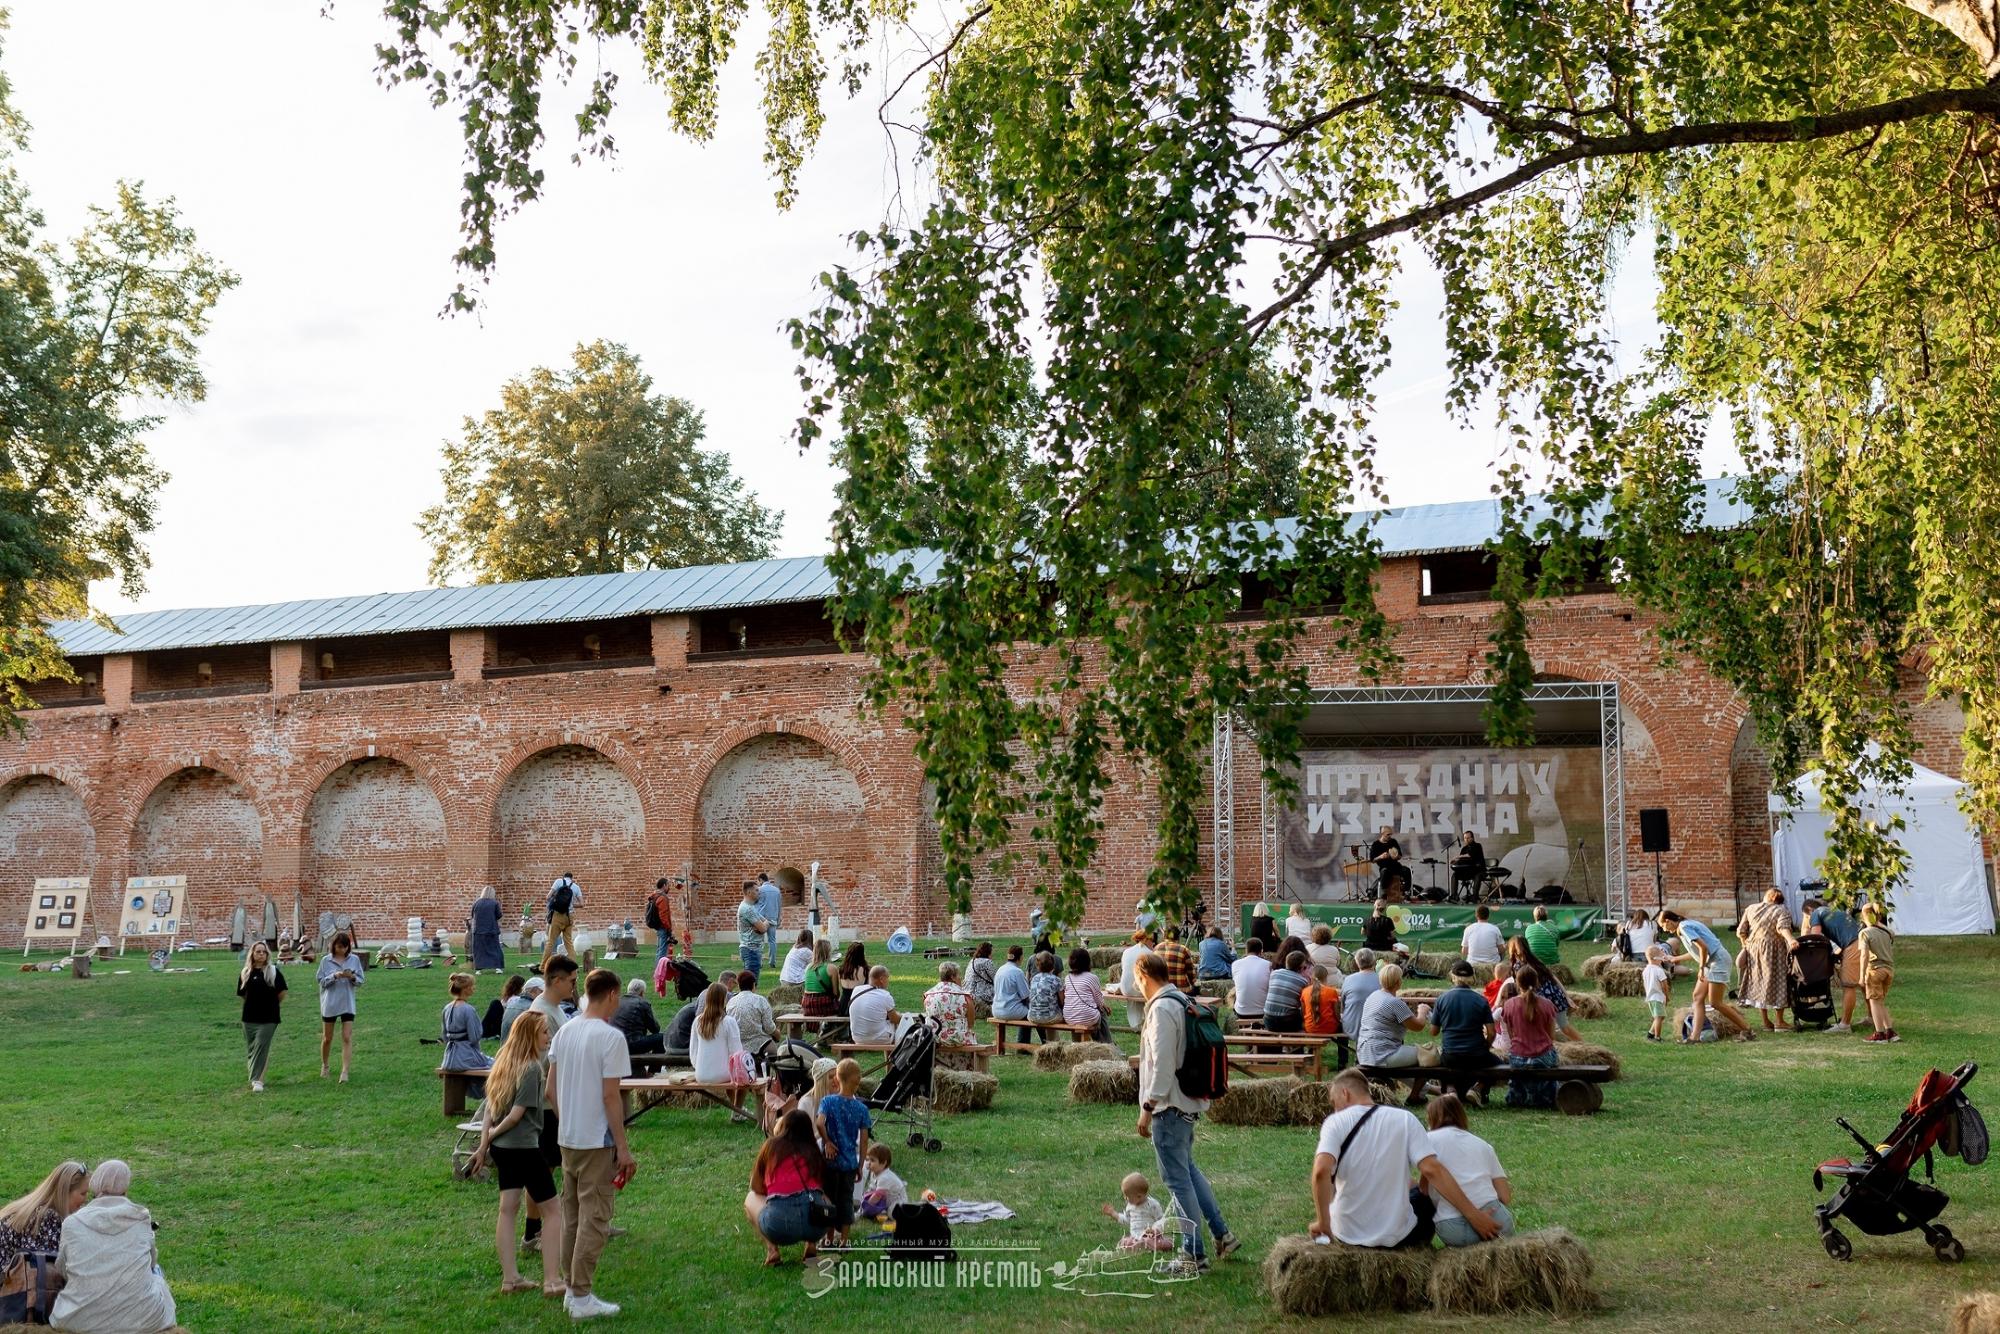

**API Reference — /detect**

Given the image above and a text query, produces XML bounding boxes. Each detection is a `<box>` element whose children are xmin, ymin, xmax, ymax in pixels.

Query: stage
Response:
<box><xmin>1243</xmin><ymin>900</ymin><xmax>1604</xmax><ymax>948</ymax></box>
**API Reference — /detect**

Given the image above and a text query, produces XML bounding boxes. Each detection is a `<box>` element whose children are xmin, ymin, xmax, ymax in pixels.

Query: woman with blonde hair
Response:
<box><xmin>440</xmin><ymin>973</ymin><xmax>493</xmax><ymax>1079</ymax></box>
<box><xmin>1735</xmin><ymin>887</ymin><xmax>1801</xmax><ymax>1031</ymax></box>
<box><xmin>469</xmin><ymin>1012</ymin><xmax>565</xmax><ymax>1295</ymax></box>
<box><xmin>1</xmin><ymin>1160</ymin><xmax>87</xmax><ymax>1281</ymax></box>
<box><xmin>49</xmin><ymin>1160</ymin><xmax>175</xmax><ymax>1332</ymax></box>
<box><xmin>236</xmin><ymin>941</ymin><xmax>287</xmax><ymax>1092</ymax></box>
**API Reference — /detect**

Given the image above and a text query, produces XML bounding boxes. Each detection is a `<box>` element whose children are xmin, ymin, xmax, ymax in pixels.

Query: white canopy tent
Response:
<box><xmin>1768</xmin><ymin>758</ymin><xmax>1994</xmax><ymax>935</ymax></box>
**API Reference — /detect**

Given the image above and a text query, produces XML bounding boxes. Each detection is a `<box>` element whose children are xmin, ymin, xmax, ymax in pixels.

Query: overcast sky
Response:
<box><xmin>12</xmin><ymin>1</ymin><xmax>1682</xmax><ymax>618</ymax></box>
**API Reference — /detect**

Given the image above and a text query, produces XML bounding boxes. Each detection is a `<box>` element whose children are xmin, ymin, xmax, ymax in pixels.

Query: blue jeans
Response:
<box><xmin>1507</xmin><ymin>1049</ymin><xmax>1558</xmax><ymax>1107</ymax></box>
<box><xmin>656</xmin><ymin>929</ymin><xmax>672</xmax><ymax>964</ymax></box>
<box><xmin>759</xmin><ymin>1191</ymin><xmax>827</xmax><ymax>1247</ymax></box>
<box><xmin>1151</xmin><ymin>1109</ymin><xmax>1229</xmax><ymax>1259</ymax></box>
<box><xmin>740</xmin><ymin>946</ymin><xmax>763</xmax><ymax>981</ymax></box>
<box><xmin>1436</xmin><ymin>1201</ymin><xmax>1516</xmax><ymax>1247</ymax></box>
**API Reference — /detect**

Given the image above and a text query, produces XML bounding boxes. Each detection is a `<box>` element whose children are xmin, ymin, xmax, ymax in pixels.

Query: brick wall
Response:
<box><xmin>0</xmin><ymin>582</ymin><xmax>1981</xmax><ymax>948</ymax></box>
<box><xmin>139</xmin><ymin>644</ymin><xmax>270</xmax><ymax>694</ymax></box>
<box><xmin>308</xmin><ymin>632</ymin><xmax>453</xmax><ymax>682</ymax></box>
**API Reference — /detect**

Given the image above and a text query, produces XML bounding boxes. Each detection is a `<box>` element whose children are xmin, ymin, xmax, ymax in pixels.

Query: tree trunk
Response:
<box><xmin>1899</xmin><ymin>0</ymin><xmax>2000</xmax><ymax>78</ymax></box>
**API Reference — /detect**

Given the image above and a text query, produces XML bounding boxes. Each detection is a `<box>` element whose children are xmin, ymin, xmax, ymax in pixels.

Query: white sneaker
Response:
<box><xmin>251</xmin><ymin>1081</ymin><xmax>264</xmax><ymax>1093</ymax></box>
<box><xmin>1826</xmin><ymin>1023</ymin><xmax>1851</xmax><ymax>1033</ymax></box>
<box><xmin>565</xmin><ymin>1293</ymin><xmax>620</xmax><ymax>1320</ymax></box>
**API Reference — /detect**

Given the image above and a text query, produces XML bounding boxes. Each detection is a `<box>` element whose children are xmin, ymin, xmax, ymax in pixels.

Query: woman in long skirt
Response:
<box><xmin>1735</xmin><ymin>888</ymin><xmax>1799</xmax><ymax>1031</ymax></box>
<box><xmin>468</xmin><ymin>885</ymin><xmax>506</xmax><ymax>972</ymax></box>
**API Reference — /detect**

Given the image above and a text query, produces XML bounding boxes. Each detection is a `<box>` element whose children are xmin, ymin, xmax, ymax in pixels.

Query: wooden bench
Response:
<box><xmin>1126</xmin><ymin>1051</ymin><xmax>1315</xmax><ymax>1080</ymax></box>
<box><xmin>1223</xmin><ymin>1032</ymin><xmax>1351</xmax><ymax>1079</ymax></box>
<box><xmin>629</xmin><ymin>1051</ymin><xmax>689</xmax><ymax>1076</ymax></box>
<box><xmin>436</xmin><ymin>1066</ymin><xmax>487</xmax><ymax>1117</ymax></box>
<box><xmin>987</xmin><ymin>1017</ymin><xmax>1099</xmax><ymax>1054</ymax></box>
<box><xmin>620</xmin><ymin>1074</ymin><xmax>772</xmax><ymax>1128</ymax></box>
<box><xmin>1358</xmin><ymin>1063</ymin><xmax>1614</xmax><ymax>1115</ymax></box>
<box><xmin>776</xmin><ymin>1013</ymin><xmax>851</xmax><ymax>1042</ymax></box>
<box><xmin>833</xmin><ymin>1040</ymin><xmax>996</xmax><ymax>1075</ymax></box>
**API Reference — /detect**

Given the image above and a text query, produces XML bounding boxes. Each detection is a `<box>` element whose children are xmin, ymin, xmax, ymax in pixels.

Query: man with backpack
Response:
<box><xmin>645</xmin><ymin>878</ymin><xmax>679</xmax><ymax>965</ymax></box>
<box><xmin>542</xmin><ymin>873</ymin><xmax>583</xmax><ymax>971</ymax></box>
<box><xmin>1135</xmin><ymin>952</ymin><xmax>1242</xmax><ymax>1274</ymax></box>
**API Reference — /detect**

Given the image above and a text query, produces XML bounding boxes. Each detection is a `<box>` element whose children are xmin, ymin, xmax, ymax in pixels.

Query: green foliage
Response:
<box><xmin>379</xmin><ymin>0</ymin><xmax>2000</xmax><ymax>916</ymax></box>
<box><xmin>417</xmin><ymin>340</ymin><xmax>779</xmax><ymax>584</ymax></box>
<box><xmin>0</xmin><ymin>20</ymin><xmax>235</xmax><ymax>726</ymax></box>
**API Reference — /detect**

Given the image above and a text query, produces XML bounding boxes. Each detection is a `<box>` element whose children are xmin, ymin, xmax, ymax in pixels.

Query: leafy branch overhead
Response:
<box><xmin>383</xmin><ymin>0</ymin><xmax>2000</xmax><ymax>916</ymax></box>
<box><xmin>419</xmin><ymin>340</ymin><xmax>779</xmax><ymax>585</ymax></box>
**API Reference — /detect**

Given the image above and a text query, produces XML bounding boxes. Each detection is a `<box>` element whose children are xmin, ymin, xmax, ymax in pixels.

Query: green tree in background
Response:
<box><xmin>377</xmin><ymin>0</ymin><xmax>2000</xmax><ymax>916</ymax></box>
<box><xmin>419</xmin><ymin>340</ymin><xmax>779</xmax><ymax>584</ymax></box>
<box><xmin>0</xmin><ymin>19</ymin><xmax>236</xmax><ymax>726</ymax></box>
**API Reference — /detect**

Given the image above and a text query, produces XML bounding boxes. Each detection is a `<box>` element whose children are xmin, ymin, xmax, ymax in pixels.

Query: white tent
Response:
<box><xmin>1768</xmin><ymin>758</ymin><xmax>1994</xmax><ymax>935</ymax></box>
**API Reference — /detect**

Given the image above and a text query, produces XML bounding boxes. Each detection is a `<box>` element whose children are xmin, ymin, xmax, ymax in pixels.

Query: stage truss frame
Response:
<box><xmin>1235</xmin><ymin>681</ymin><xmax>1628</xmax><ymax>919</ymax></box>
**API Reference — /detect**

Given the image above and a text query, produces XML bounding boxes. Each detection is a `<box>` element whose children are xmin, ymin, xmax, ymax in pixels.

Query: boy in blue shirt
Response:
<box><xmin>815</xmin><ymin>1058</ymin><xmax>873</xmax><ymax>1244</ymax></box>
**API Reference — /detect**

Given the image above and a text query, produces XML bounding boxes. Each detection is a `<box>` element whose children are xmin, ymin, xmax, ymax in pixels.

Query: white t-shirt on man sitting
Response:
<box><xmin>1460</xmin><ymin>920</ymin><xmax>1505</xmax><ymax>965</ymax></box>
<box><xmin>550</xmin><ymin>1015</ymin><xmax>632</xmax><ymax>1150</ymax></box>
<box><xmin>1424</xmin><ymin>1126</ymin><xmax>1504</xmax><ymax>1222</ymax></box>
<box><xmin>1316</xmin><ymin>1103</ymin><xmax>1433</xmax><ymax>1246</ymax></box>
<box><xmin>1231</xmin><ymin>954</ymin><xmax>1274</xmax><ymax>1016</ymax></box>
<box><xmin>848</xmin><ymin>985</ymin><xmax>899</xmax><ymax>1045</ymax></box>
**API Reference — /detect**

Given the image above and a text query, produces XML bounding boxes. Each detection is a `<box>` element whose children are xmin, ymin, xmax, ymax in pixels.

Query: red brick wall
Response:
<box><xmin>495</xmin><ymin>618</ymin><xmax>651</xmax><ymax>668</ymax></box>
<box><xmin>0</xmin><ymin>776</ymin><xmax>96</xmax><ymax>931</ymax></box>
<box><xmin>1</xmin><ymin>575</ymin><xmax>1979</xmax><ymax>948</ymax></box>
<box><xmin>494</xmin><ymin>745</ymin><xmax>648</xmax><ymax>930</ymax></box>
<box><xmin>305</xmin><ymin>757</ymin><xmax>448</xmax><ymax>939</ymax></box>
<box><xmin>131</xmin><ymin>767</ymin><xmax>263</xmax><ymax>940</ymax></box>
<box><xmin>309</xmin><ymin>633</ymin><xmax>453</xmax><ymax>681</ymax></box>
<box><xmin>139</xmin><ymin>644</ymin><xmax>269</xmax><ymax>693</ymax></box>
<box><xmin>693</xmin><ymin>732</ymin><xmax>870</xmax><ymax>932</ymax></box>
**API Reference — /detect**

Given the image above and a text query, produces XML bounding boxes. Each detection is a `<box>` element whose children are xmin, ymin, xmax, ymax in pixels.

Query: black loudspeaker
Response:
<box><xmin>1639</xmin><ymin>808</ymin><xmax>1671</xmax><ymax>854</ymax></box>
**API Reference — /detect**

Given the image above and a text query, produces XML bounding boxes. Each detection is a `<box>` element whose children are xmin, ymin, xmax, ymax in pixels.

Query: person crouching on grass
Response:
<box><xmin>814</xmin><ymin>1058</ymin><xmax>873</xmax><ymax>1247</ymax></box>
<box><xmin>1657</xmin><ymin>908</ymin><xmax>1753</xmax><ymax>1043</ymax></box>
<box><xmin>547</xmin><ymin>966</ymin><xmax>635</xmax><ymax>1321</ymax></box>
<box><xmin>470</xmin><ymin>1011</ymin><xmax>565</xmax><ymax>1297</ymax></box>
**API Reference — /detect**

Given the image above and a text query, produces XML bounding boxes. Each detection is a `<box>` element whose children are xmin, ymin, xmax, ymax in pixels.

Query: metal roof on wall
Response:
<box><xmin>48</xmin><ymin>477</ymin><xmax>1754</xmax><ymax>657</ymax></box>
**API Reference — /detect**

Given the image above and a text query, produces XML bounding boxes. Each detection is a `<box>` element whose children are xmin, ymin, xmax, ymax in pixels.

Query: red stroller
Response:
<box><xmin>1814</xmin><ymin>1061</ymin><xmax>1987</xmax><ymax>1262</ymax></box>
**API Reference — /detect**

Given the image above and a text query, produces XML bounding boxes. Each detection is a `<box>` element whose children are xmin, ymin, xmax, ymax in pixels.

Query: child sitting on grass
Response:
<box><xmin>1100</xmin><ymin>1172</ymin><xmax>1173</xmax><ymax>1251</ymax></box>
<box><xmin>814</xmin><ymin>1058</ymin><xmax>874</xmax><ymax>1245</ymax></box>
<box><xmin>856</xmin><ymin>1144</ymin><xmax>907</xmax><ymax>1222</ymax></box>
<box><xmin>1643</xmin><ymin>945</ymin><xmax>1672</xmax><ymax>1042</ymax></box>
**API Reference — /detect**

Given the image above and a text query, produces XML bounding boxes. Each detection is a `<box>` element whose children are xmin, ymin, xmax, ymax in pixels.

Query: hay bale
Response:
<box><xmin>1409</xmin><ymin>951</ymin><xmax>1457</xmax><ymax>977</ymax></box>
<box><xmin>1032</xmin><ymin>1039</ymin><xmax>1125</xmax><ymax>1071</ymax></box>
<box><xmin>1547</xmin><ymin>963</ymin><xmax>1575</xmax><ymax>986</ymax></box>
<box><xmin>970</xmin><ymin>996</ymin><xmax>992</xmax><ymax>1021</ymax></box>
<box><xmin>1402</xmin><ymin>988</ymin><xmax>1443</xmax><ymax>1005</ymax></box>
<box><xmin>1566</xmin><ymin>992</ymin><xmax>1609</xmax><ymax>1021</ymax></box>
<box><xmin>1951</xmin><ymin>1292</ymin><xmax>2000</xmax><ymax>1334</ymax></box>
<box><xmin>1089</xmin><ymin>946</ymin><xmax>1126</xmax><ymax>969</ymax></box>
<box><xmin>1426</xmin><ymin>1228</ymin><xmax>1597</xmax><ymax>1316</ymax></box>
<box><xmin>1068</xmin><ymin>1060</ymin><xmax>1138</xmax><ymax>1105</ymax></box>
<box><xmin>1287</xmin><ymin>1080</ymin><xmax>1335</xmax><ymax>1126</ymax></box>
<box><xmin>1580</xmin><ymin>953</ymin><xmax>1618</xmax><ymax>979</ymax></box>
<box><xmin>1554</xmin><ymin>1041</ymin><xmax>1621</xmax><ymax>1079</ymax></box>
<box><xmin>767</xmin><ymin>982</ymin><xmax>803</xmax><ymax>1011</ymax></box>
<box><xmin>1369</xmin><ymin>1080</ymin><xmax>1405</xmax><ymax>1106</ymax></box>
<box><xmin>1598</xmin><ymin>964</ymin><xmax>1646</xmax><ymax>998</ymax></box>
<box><xmin>1672</xmin><ymin>1004</ymin><xmax>1749</xmax><ymax>1040</ymax></box>
<box><xmin>1194</xmin><ymin>979</ymin><xmax>1232</xmax><ymax>999</ymax></box>
<box><xmin>1262</xmin><ymin>1234</ymin><xmax>1433</xmax><ymax>1316</ymax></box>
<box><xmin>1210</xmin><ymin>1076</ymin><xmax>1306</xmax><ymax>1126</ymax></box>
<box><xmin>933</xmin><ymin>1068</ymin><xmax>998</xmax><ymax>1114</ymax></box>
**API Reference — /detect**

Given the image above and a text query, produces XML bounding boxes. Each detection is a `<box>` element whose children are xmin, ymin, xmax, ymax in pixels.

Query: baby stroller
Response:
<box><xmin>1789</xmin><ymin>936</ymin><xmax>1837</xmax><ymax>1030</ymax></box>
<box><xmin>870</xmin><ymin>1017</ymin><xmax>943</xmax><ymax>1154</ymax></box>
<box><xmin>1814</xmin><ymin>1061</ymin><xmax>1986</xmax><ymax>1262</ymax></box>
<box><xmin>767</xmin><ymin>1038</ymin><xmax>823</xmax><ymax>1097</ymax></box>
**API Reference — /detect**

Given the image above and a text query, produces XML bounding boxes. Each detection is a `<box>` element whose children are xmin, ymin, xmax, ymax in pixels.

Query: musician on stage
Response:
<box><xmin>1449</xmin><ymin>830</ymin><xmax>1487</xmax><ymax>900</ymax></box>
<box><xmin>1367</xmin><ymin>825</ymin><xmax>1409</xmax><ymax>898</ymax></box>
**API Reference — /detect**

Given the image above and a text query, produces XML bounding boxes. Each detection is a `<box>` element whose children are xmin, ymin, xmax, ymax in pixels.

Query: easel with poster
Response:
<box><xmin>22</xmin><ymin>877</ymin><xmax>91</xmax><ymax>957</ymax></box>
<box><xmin>118</xmin><ymin>875</ymin><xmax>189</xmax><ymax>955</ymax></box>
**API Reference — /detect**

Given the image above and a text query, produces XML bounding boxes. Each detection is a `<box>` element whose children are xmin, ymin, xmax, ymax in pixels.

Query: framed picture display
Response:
<box><xmin>22</xmin><ymin>878</ymin><xmax>90</xmax><ymax>953</ymax></box>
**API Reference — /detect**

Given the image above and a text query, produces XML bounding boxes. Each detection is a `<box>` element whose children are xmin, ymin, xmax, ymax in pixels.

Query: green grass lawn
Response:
<box><xmin>4</xmin><ymin>933</ymin><xmax>1998</xmax><ymax>1332</ymax></box>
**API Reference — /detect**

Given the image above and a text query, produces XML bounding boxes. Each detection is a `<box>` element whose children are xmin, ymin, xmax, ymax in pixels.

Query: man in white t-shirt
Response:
<box><xmin>1230</xmin><ymin>939</ymin><xmax>1274</xmax><ymax>1023</ymax></box>
<box><xmin>848</xmin><ymin>965</ymin><xmax>902</xmax><ymax>1045</ymax></box>
<box><xmin>1310</xmin><ymin>1069</ymin><xmax>1498</xmax><ymax>1249</ymax></box>
<box><xmin>1459</xmin><ymin>904</ymin><xmax>1505</xmax><ymax>966</ymax></box>
<box><xmin>1120</xmin><ymin>931</ymin><xmax>1157</xmax><ymax>1029</ymax></box>
<box><xmin>548</xmin><ymin>967</ymin><xmax>636</xmax><ymax>1320</ymax></box>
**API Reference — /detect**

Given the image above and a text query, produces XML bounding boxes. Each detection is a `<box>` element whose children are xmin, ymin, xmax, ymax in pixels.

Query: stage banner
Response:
<box><xmin>1279</xmin><ymin>744</ymin><xmax>1604</xmax><ymax>902</ymax></box>
<box><xmin>1245</xmin><ymin>901</ymin><xmax>1603</xmax><ymax>947</ymax></box>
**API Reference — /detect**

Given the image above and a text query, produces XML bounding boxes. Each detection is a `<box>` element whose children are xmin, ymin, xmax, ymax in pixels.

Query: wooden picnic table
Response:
<box><xmin>1221</xmin><ymin>1031</ymin><xmax>1350</xmax><ymax>1079</ymax></box>
<box><xmin>1124</xmin><ymin>1051</ymin><xmax>1315</xmax><ymax>1080</ymax></box>
<box><xmin>775</xmin><ymin>1012</ymin><xmax>850</xmax><ymax>1042</ymax></box>
<box><xmin>619</xmin><ymin>1074</ymin><xmax>771</xmax><ymax>1128</ymax></box>
<box><xmin>986</xmin><ymin>1017</ymin><xmax>1099</xmax><ymax>1054</ymax></box>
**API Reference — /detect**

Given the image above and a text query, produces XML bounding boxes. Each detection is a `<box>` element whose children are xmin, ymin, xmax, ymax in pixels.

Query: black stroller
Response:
<box><xmin>1814</xmin><ymin>1061</ymin><xmax>1987</xmax><ymax>1262</ymax></box>
<box><xmin>1788</xmin><ymin>937</ymin><xmax>1837</xmax><ymax>1030</ymax></box>
<box><xmin>869</xmin><ymin>1017</ymin><xmax>943</xmax><ymax>1154</ymax></box>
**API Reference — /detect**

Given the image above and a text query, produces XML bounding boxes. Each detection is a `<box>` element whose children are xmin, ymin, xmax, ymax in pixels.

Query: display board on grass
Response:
<box><xmin>119</xmin><ymin>875</ymin><xmax>189</xmax><ymax>952</ymax></box>
<box><xmin>22</xmin><ymin>877</ymin><xmax>90</xmax><ymax>955</ymax></box>
<box><xmin>1280</xmin><ymin>744</ymin><xmax>1605</xmax><ymax>901</ymax></box>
